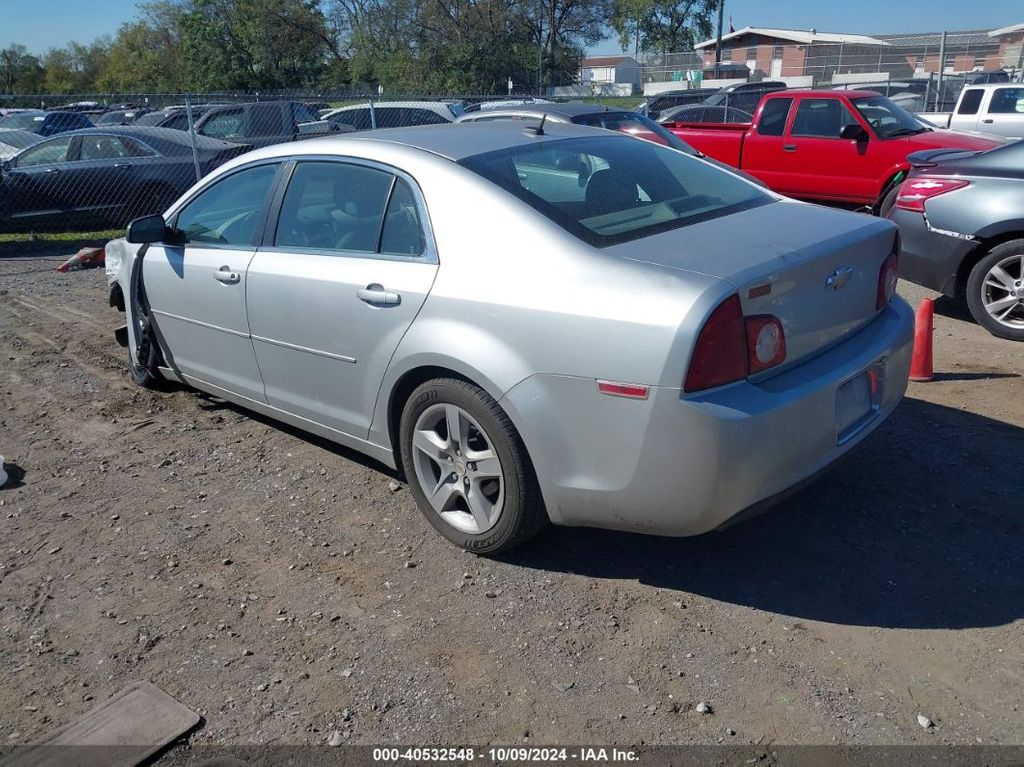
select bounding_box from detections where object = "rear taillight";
[894,177,969,212]
[877,251,899,310]
[684,295,747,392]
[684,295,787,393]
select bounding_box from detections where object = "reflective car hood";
[900,130,1005,152]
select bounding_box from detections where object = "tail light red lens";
[894,177,969,213]
[745,316,787,373]
[877,251,899,310]
[685,295,788,393]
[684,294,748,392]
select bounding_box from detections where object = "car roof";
[57,126,241,152]
[252,121,624,163]
[328,101,455,112]
[470,102,636,119]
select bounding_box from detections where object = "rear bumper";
[889,208,976,296]
[500,298,914,536]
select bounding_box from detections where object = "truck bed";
[665,121,750,167]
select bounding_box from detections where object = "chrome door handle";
[213,266,240,284]
[357,284,401,306]
[981,119,994,124]
[113,162,132,169]
[43,167,61,173]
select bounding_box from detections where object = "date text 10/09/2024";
[372,747,641,762]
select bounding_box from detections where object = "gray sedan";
[887,140,1024,341]
[106,123,914,553]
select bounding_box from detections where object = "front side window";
[460,135,772,248]
[175,164,278,246]
[757,97,792,136]
[990,88,1024,114]
[274,161,395,252]
[16,136,73,167]
[791,98,860,138]
[849,95,926,138]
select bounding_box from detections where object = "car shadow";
[933,294,974,323]
[502,397,1023,631]
[192,392,400,478]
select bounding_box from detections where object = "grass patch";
[0,229,121,256]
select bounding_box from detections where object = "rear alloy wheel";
[966,242,1024,341]
[399,378,547,553]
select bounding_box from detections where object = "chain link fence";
[0,72,1016,249]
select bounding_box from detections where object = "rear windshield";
[459,135,772,248]
[0,113,44,130]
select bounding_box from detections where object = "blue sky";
[2,0,1021,55]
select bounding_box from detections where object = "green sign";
[672,70,683,81]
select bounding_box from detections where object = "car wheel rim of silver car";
[411,403,505,535]
[982,254,1024,329]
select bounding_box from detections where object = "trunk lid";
[607,200,898,372]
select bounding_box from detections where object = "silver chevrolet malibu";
[106,122,915,553]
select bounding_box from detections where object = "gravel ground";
[0,248,1022,752]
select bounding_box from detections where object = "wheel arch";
[954,229,1024,298]
[874,167,909,213]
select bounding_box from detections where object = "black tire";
[399,378,548,554]
[128,302,164,388]
[876,184,900,218]
[965,240,1024,341]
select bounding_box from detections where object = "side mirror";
[840,124,869,141]
[127,214,175,244]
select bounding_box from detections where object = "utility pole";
[935,30,947,111]
[714,0,725,80]
[537,0,544,94]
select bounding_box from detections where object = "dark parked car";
[193,101,342,147]
[96,108,154,126]
[0,110,93,136]
[658,105,753,125]
[133,104,225,131]
[0,126,252,233]
[887,141,1024,340]
[456,102,701,154]
[643,88,721,120]
[702,81,787,113]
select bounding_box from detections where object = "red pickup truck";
[665,89,1002,212]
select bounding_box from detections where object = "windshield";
[851,96,927,138]
[570,111,699,156]
[459,135,772,248]
[0,113,43,130]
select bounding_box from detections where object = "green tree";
[0,44,45,94]
[610,0,715,55]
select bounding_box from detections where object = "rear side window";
[380,179,425,256]
[757,98,792,136]
[460,135,771,248]
[274,161,395,253]
[990,88,1024,114]
[957,89,984,115]
[175,164,278,246]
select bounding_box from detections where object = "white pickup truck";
[919,83,1024,139]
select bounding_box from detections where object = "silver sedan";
[106,122,914,553]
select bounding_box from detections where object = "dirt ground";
[1,246,1022,752]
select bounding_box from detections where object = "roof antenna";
[525,112,547,136]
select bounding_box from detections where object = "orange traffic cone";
[909,298,934,382]
[56,246,105,273]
